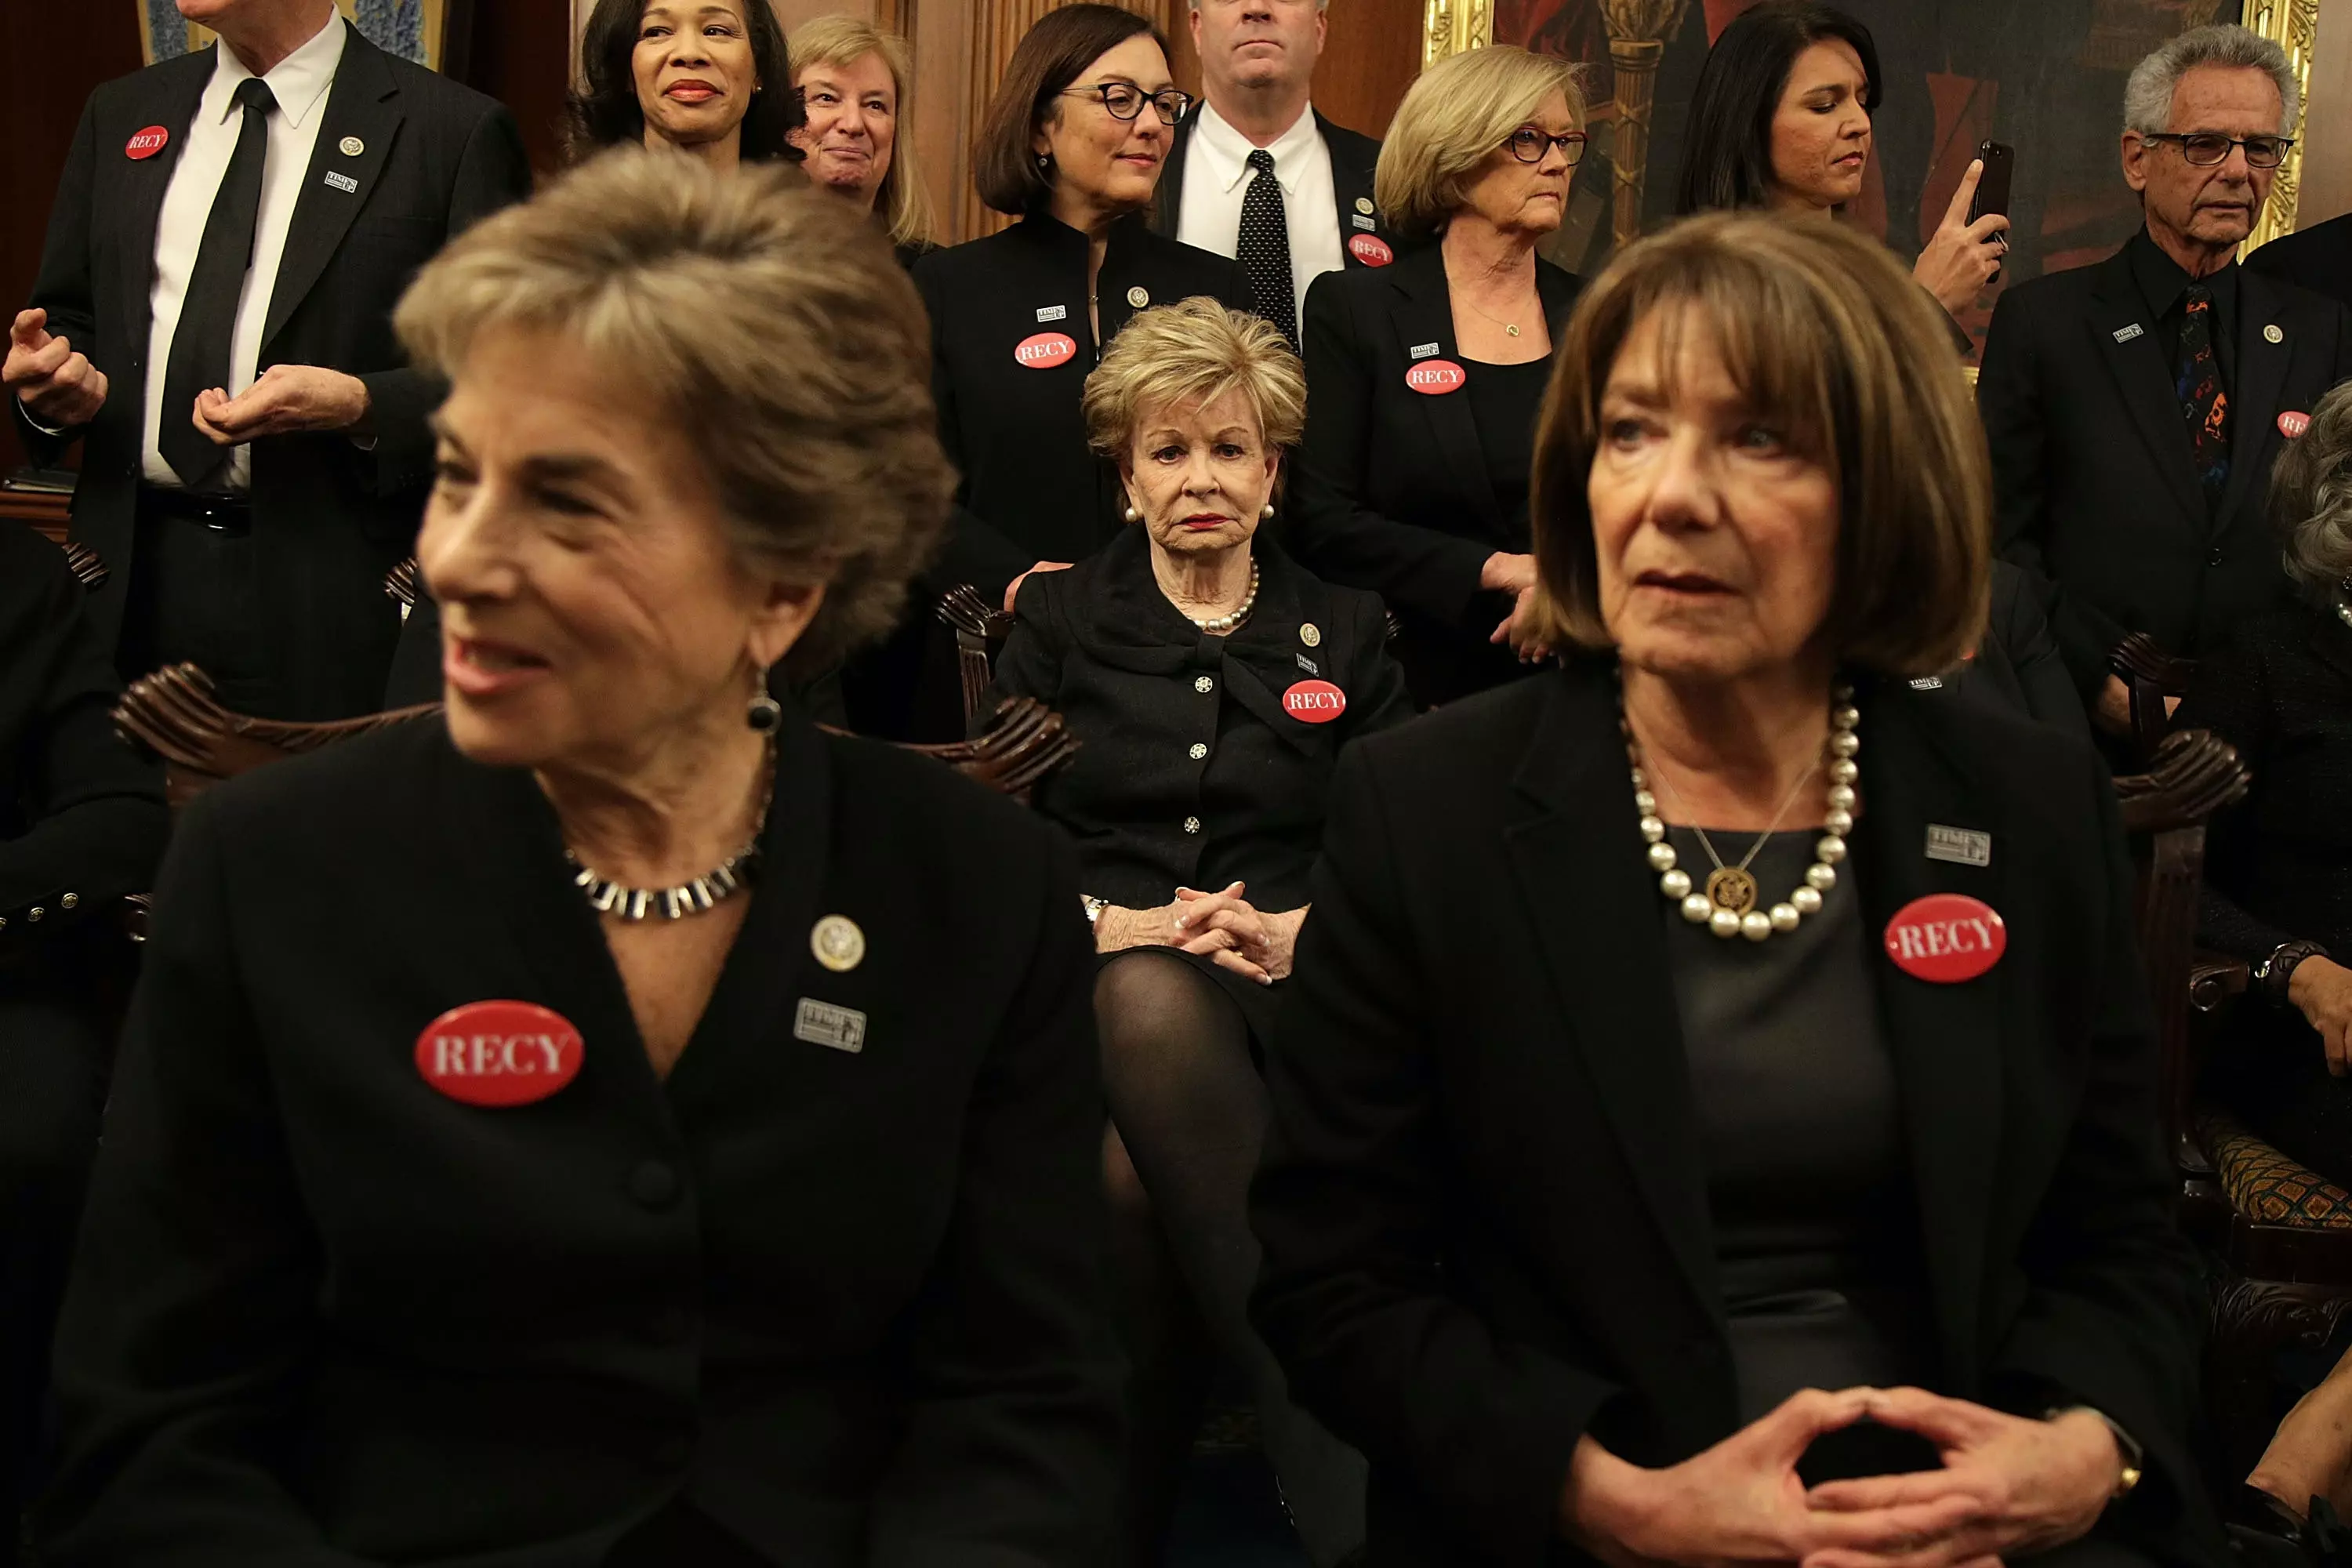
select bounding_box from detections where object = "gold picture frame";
[2239,0,2318,255]
[1424,0,1493,67]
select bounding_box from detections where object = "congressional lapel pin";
[2281,409,2312,438]
[1883,894,2006,984]
[811,914,866,973]
[323,171,359,194]
[1404,358,1465,395]
[1127,285,1150,308]
[793,997,868,1054]
[339,135,366,157]
[1924,824,1992,868]
[1283,679,1347,724]
[2265,323,2285,344]
[1013,331,1078,370]
[1348,234,1395,267]
[1355,197,1375,215]
[414,1000,584,1107]
[1299,623,1322,648]
[125,125,171,160]
[2111,322,2145,344]
[1036,303,1068,322]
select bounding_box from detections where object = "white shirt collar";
[206,10,347,131]
[1191,100,1324,196]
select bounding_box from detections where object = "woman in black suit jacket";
[1290,45,1584,709]
[982,302,1408,1566]
[42,156,1116,1568]
[1250,212,2220,1568]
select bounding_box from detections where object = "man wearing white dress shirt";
[3,0,527,720]
[1155,0,1393,347]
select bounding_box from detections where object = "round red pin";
[2280,410,2312,439]
[415,1000,583,1107]
[125,125,171,161]
[1282,679,1347,724]
[1404,359,1465,396]
[1348,234,1394,267]
[1012,331,1078,370]
[1882,894,2006,984]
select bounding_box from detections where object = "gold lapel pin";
[811,915,866,974]
[1127,285,1149,309]
[1300,623,1322,648]
[2265,323,2285,344]
[339,136,365,158]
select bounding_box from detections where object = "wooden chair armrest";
[2191,951,2252,1014]
[2112,728,2250,833]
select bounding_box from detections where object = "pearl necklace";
[1622,681,1860,942]
[1185,561,1260,634]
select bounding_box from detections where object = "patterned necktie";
[2177,283,2231,510]
[160,76,279,492]
[1237,148,1298,348]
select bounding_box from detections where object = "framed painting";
[139,0,468,72]
[1427,0,2318,354]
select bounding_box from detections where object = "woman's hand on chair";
[2289,955,2352,1076]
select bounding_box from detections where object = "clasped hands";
[1094,881,1305,985]
[8,309,368,442]
[1563,1386,2125,1568]
[1484,550,1554,664]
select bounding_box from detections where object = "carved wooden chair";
[937,584,1014,728]
[2112,631,2200,771]
[62,541,109,592]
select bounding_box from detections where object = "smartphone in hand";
[1969,140,2016,225]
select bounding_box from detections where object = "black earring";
[747,688,783,732]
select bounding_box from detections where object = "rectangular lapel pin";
[1908,675,1944,691]
[1925,824,1992,868]
[1036,304,1067,323]
[793,998,867,1053]
[1409,342,1441,360]
[2111,322,2145,344]
[323,170,359,194]
[1296,653,1319,674]
[1352,213,1377,230]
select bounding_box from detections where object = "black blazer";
[16,24,532,720]
[910,213,1250,604]
[1152,107,1395,268]
[1249,661,2220,1568]
[40,713,1119,1567]
[0,524,168,976]
[1979,236,2352,698]
[979,528,1412,912]
[1289,244,1581,706]
[2249,213,2352,316]
[1911,560,2089,742]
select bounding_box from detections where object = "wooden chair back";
[2112,631,2200,771]
[937,585,1014,728]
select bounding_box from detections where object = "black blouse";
[911,214,1250,604]
[978,528,1412,913]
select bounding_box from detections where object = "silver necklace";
[564,739,775,922]
[1183,560,1259,634]
[1621,680,1860,941]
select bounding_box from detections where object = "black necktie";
[159,77,278,492]
[2176,283,2230,511]
[1237,148,1298,348]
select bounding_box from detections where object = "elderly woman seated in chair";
[978,297,1410,1567]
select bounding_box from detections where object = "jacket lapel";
[1153,111,1195,237]
[2214,269,2298,539]
[118,53,216,366]
[1316,112,1381,264]
[1385,247,1501,529]
[1537,259,1579,341]
[1504,666,1722,1324]
[2085,251,2205,535]
[263,24,401,353]
[1849,685,2005,1389]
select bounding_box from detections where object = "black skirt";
[1095,943,1282,1057]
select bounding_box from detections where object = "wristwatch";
[2256,939,2329,1007]
[2047,1406,2143,1501]
[1082,895,1108,927]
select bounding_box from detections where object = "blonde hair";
[789,14,936,249]
[1527,211,1990,677]
[1082,299,1306,465]
[394,150,955,675]
[1375,46,1585,241]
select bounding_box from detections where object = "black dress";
[978,528,1412,1036]
[2173,602,2352,1183]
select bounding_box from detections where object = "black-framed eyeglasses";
[1062,82,1193,124]
[1504,126,1589,166]
[2142,131,2296,169]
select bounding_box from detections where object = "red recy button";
[1404,359,1465,395]
[1013,331,1078,370]
[416,1000,584,1106]
[1282,679,1348,723]
[1882,894,2006,984]
[126,125,171,160]
[2280,409,2311,439]
[1348,234,1394,267]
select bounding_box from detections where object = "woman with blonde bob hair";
[1252,211,2222,1567]
[789,15,937,264]
[984,298,1407,1565]
[1287,45,1587,709]
[40,151,1121,1568]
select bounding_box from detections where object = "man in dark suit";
[1979,23,2352,736]
[1152,0,1392,347]
[2249,210,2352,314]
[3,0,528,721]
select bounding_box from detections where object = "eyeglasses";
[1504,126,1589,166]
[2142,132,2296,169]
[1062,83,1193,124]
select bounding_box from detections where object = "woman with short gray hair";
[2176,378,2352,1192]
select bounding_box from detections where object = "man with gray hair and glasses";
[1979,24,2352,743]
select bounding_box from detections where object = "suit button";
[26,907,42,924]
[1194,675,1214,693]
[629,1160,681,1209]
[60,893,78,909]
[1189,742,1208,760]
[2208,547,2225,567]
[1182,816,1201,833]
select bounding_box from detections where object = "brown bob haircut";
[1528,211,1991,677]
[974,3,1172,216]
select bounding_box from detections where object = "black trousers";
[118,488,274,716]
